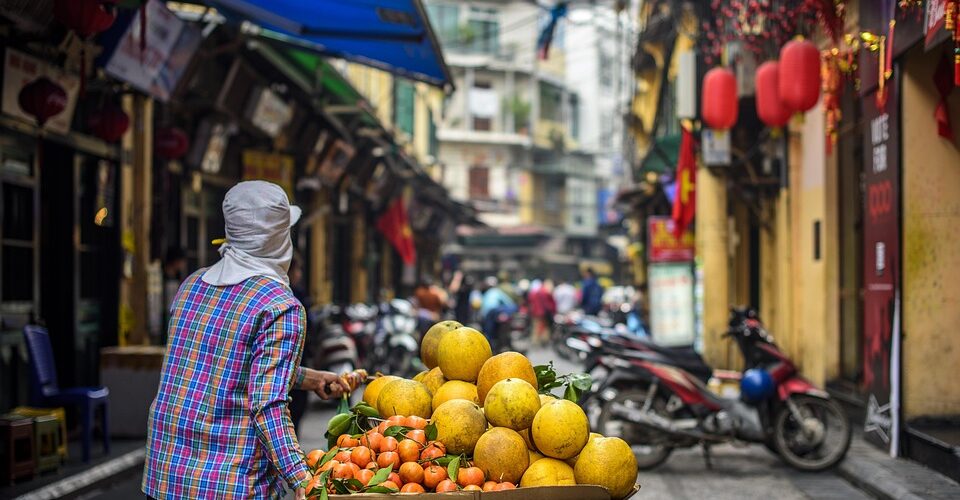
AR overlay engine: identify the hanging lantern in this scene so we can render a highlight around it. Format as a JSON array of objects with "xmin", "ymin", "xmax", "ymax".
[
  {"xmin": 53, "ymin": 0, "xmax": 117, "ymax": 38},
  {"xmin": 155, "ymin": 127, "xmax": 190, "ymax": 160},
  {"xmin": 779, "ymin": 39, "xmax": 821, "ymax": 113},
  {"xmin": 755, "ymin": 61, "xmax": 791, "ymax": 128},
  {"xmin": 87, "ymin": 103, "xmax": 130, "ymax": 143},
  {"xmin": 18, "ymin": 77, "xmax": 68, "ymax": 128},
  {"xmin": 702, "ymin": 67, "xmax": 738, "ymax": 130}
]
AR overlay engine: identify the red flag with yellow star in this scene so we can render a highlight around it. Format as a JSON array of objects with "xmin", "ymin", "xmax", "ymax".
[
  {"xmin": 377, "ymin": 196, "xmax": 417, "ymax": 265},
  {"xmin": 671, "ymin": 126, "xmax": 696, "ymax": 239}
]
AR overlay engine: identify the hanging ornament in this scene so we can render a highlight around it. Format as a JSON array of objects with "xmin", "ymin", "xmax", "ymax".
[
  {"xmin": 755, "ymin": 61, "xmax": 792, "ymax": 128},
  {"xmin": 87, "ymin": 102, "xmax": 130, "ymax": 143},
  {"xmin": 53, "ymin": 0, "xmax": 118, "ymax": 96},
  {"xmin": 821, "ymin": 51, "xmax": 843, "ymax": 153},
  {"xmin": 18, "ymin": 77, "xmax": 68, "ymax": 128},
  {"xmin": 155, "ymin": 126, "xmax": 190, "ymax": 160},
  {"xmin": 779, "ymin": 39, "xmax": 822, "ymax": 113},
  {"xmin": 702, "ymin": 67, "xmax": 739, "ymax": 130}
]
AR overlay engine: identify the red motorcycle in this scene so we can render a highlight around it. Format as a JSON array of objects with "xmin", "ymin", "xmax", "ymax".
[{"xmin": 582, "ymin": 308, "xmax": 851, "ymax": 471}]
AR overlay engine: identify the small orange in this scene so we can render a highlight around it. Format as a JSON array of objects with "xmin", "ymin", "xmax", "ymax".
[
  {"xmin": 332, "ymin": 463, "xmax": 354, "ymax": 480},
  {"xmin": 318, "ymin": 459, "xmax": 339, "ymax": 473},
  {"xmin": 347, "ymin": 463, "xmax": 361, "ymax": 477},
  {"xmin": 495, "ymin": 482, "xmax": 516, "ymax": 490},
  {"xmin": 482, "ymin": 480, "xmax": 498, "ymax": 491},
  {"xmin": 377, "ymin": 420, "xmax": 390, "ymax": 434},
  {"xmin": 463, "ymin": 484, "xmax": 482, "ymax": 491},
  {"xmin": 333, "ymin": 450, "xmax": 351, "ymax": 463},
  {"xmin": 435, "ymin": 479, "xmax": 458, "ymax": 492},
  {"xmin": 365, "ymin": 461, "xmax": 378, "ymax": 470},
  {"xmin": 380, "ymin": 480, "xmax": 400, "ymax": 491},
  {"xmin": 350, "ymin": 446, "xmax": 373, "ymax": 468},
  {"xmin": 401, "ymin": 482, "xmax": 426, "ymax": 493},
  {"xmin": 337, "ymin": 434, "xmax": 360, "ymax": 448},
  {"xmin": 307, "ymin": 475, "xmax": 323, "ymax": 494},
  {"xmin": 398, "ymin": 439, "xmax": 421, "ymax": 463},
  {"xmin": 388, "ymin": 472, "xmax": 403, "ymax": 486},
  {"xmin": 399, "ymin": 462, "xmax": 424, "ymax": 484},
  {"xmin": 305, "ymin": 449, "xmax": 324, "ymax": 469},
  {"xmin": 361, "ymin": 431, "xmax": 384, "ymax": 452},
  {"xmin": 357, "ymin": 468, "xmax": 375, "ymax": 485},
  {"xmin": 420, "ymin": 446, "xmax": 444, "ymax": 462},
  {"xmin": 405, "ymin": 429, "xmax": 427, "ymax": 446},
  {"xmin": 404, "ymin": 415, "xmax": 428, "ymax": 429},
  {"xmin": 456, "ymin": 466, "xmax": 485, "ymax": 487},
  {"xmin": 387, "ymin": 415, "xmax": 406, "ymax": 428},
  {"xmin": 381, "ymin": 436, "xmax": 399, "ymax": 453},
  {"xmin": 423, "ymin": 464, "xmax": 447, "ymax": 489},
  {"xmin": 377, "ymin": 451, "xmax": 400, "ymax": 471}
]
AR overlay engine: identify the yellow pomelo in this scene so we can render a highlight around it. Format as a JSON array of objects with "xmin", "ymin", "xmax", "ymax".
[
  {"xmin": 437, "ymin": 327, "xmax": 491, "ymax": 382},
  {"xmin": 566, "ymin": 433, "xmax": 604, "ymax": 467},
  {"xmin": 528, "ymin": 449, "xmax": 545, "ymax": 464},
  {"xmin": 413, "ymin": 370, "xmax": 428, "ymax": 382},
  {"xmin": 484, "ymin": 379, "xmax": 541, "ymax": 430},
  {"xmin": 520, "ymin": 428, "xmax": 539, "ymax": 451},
  {"xmin": 539, "ymin": 394, "xmax": 556, "ymax": 406},
  {"xmin": 574, "ymin": 437, "xmax": 638, "ymax": 499},
  {"xmin": 519, "ymin": 458, "xmax": 576, "ymax": 487},
  {"xmin": 473, "ymin": 427, "xmax": 530, "ymax": 484},
  {"xmin": 476, "ymin": 352, "xmax": 538, "ymax": 404},
  {"xmin": 421, "ymin": 367, "xmax": 447, "ymax": 394},
  {"xmin": 421, "ymin": 320, "xmax": 462, "ymax": 369},
  {"xmin": 532, "ymin": 399, "xmax": 590, "ymax": 459},
  {"xmin": 431, "ymin": 399, "xmax": 487, "ymax": 455},
  {"xmin": 432, "ymin": 380, "xmax": 480, "ymax": 411},
  {"xmin": 362, "ymin": 375, "xmax": 400, "ymax": 408},
  {"xmin": 376, "ymin": 378, "xmax": 432, "ymax": 418}
]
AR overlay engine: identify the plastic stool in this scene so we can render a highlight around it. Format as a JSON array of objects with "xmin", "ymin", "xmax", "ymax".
[
  {"xmin": 33, "ymin": 415, "xmax": 61, "ymax": 473},
  {"xmin": 0, "ymin": 416, "xmax": 35, "ymax": 485},
  {"xmin": 12, "ymin": 407, "xmax": 67, "ymax": 461}
]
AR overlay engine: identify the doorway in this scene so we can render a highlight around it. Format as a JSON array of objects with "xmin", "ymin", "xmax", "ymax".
[{"xmin": 837, "ymin": 82, "xmax": 864, "ymax": 386}]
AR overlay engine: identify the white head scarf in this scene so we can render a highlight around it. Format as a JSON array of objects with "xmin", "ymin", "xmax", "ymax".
[{"xmin": 201, "ymin": 181, "xmax": 302, "ymax": 287}]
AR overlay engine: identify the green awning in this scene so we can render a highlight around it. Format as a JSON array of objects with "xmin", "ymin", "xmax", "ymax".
[{"xmin": 640, "ymin": 133, "xmax": 681, "ymax": 174}]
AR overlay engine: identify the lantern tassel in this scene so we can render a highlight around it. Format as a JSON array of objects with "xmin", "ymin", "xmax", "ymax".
[{"xmin": 140, "ymin": 4, "xmax": 147, "ymax": 64}]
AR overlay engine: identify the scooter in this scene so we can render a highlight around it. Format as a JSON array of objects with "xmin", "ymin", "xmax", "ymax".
[
  {"xmin": 582, "ymin": 307, "xmax": 851, "ymax": 472},
  {"xmin": 311, "ymin": 305, "xmax": 360, "ymax": 380},
  {"xmin": 371, "ymin": 298, "xmax": 423, "ymax": 378}
]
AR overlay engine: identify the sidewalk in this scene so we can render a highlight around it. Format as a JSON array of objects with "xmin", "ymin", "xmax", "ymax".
[{"xmin": 838, "ymin": 435, "xmax": 960, "ymax": 500}]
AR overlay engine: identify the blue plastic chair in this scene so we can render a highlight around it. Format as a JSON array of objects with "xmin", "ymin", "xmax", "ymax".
[{"xmin": 22, "ymin": 326, "xmax": 109, "ymax": 462}]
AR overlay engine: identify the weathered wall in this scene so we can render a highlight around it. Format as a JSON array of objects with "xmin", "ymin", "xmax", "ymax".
[{"xmin": 901, "ymin": 46, "xmax": 960, "ymax": 418}]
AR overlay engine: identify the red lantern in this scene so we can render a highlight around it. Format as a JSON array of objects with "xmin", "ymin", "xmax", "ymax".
[
  {"xmin": 53, "ymin": 0, "xmax": 117, "ymax": 38},
  {"xmin": 155, "ymin": 127, "xmax": 190, "ymax": 160},
  {"xmin": 87, "ymin": 103, "xmax": 130, "ymax": 143},
  {"xmin": 18, "ymin": 77, "xmax": 67, "ymax": 127},
  {"xmin": 755, "ymin": 61, "xmax": 791, "ymax": 128},
  {"xmin": 779, "ymin": 39, "xmax": 821, "ymax": 113},
  {"xmin": 702, "ymin": 67, "xmax": 738, "ymax": 130}
]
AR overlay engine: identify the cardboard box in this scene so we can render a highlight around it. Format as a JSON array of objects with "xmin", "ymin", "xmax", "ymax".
[{"xmin": 330, "ymin": 485, "xmax": 640, "ymax": 500}]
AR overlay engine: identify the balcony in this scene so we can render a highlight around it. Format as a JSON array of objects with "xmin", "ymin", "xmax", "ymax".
[{"xmin": 436, "ymin": 127, "xmax": 532, "ymax": 147}]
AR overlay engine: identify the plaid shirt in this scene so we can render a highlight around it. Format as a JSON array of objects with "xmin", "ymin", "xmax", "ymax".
[{"xmin": 143, "ymin": 271, "xmax": 310, "ymax": 499}]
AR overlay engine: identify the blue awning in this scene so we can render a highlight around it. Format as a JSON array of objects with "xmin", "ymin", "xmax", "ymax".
[{"xmin": 206, "ymin": 0, "xmax": 453, "ymax": 89}]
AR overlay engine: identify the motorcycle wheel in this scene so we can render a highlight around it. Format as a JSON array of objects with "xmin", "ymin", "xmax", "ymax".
[
  {"xmin": 597, "ymin": 389, "xmax": 673, "ymax": 470},
  {"xmin": 773, "ymin": 395, "xmax": 851, "ymax": 471}
]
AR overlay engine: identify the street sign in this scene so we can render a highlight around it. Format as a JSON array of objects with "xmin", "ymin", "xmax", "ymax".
[{"xmin": 702, "ymin": 128, "xmax": 731, "ymax": 165}]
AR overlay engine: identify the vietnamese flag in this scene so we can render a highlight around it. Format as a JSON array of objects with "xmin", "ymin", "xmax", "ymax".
[
  {"xmin": 671, "ymin": 126, "xmax": 696, "ymax": 239},
  {"xmin": 377, "ymin": 197, "xmax": 417, "ymax": 265}
]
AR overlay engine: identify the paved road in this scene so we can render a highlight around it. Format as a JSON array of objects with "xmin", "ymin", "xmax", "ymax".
[{"xmin": 83, "ymin": 347, "xmax": 869, "ymax": 499}]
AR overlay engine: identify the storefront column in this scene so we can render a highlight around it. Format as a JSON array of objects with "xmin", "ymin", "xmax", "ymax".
[
  {"xmin": 350, "ymin": 212, "xmax": 368, "ymax": 303},
  {"xmin": 696, "ymin": 165, "xmax": 729, "ymax": 369},
  {"xmin": 310, "ymin": 208, "xmax": 331, "ymax": 306}
]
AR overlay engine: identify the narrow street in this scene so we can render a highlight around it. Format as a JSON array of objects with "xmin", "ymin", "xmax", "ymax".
[{"xmin": 81, "ymin": 347, "xmax": 869, "ymax": 500}]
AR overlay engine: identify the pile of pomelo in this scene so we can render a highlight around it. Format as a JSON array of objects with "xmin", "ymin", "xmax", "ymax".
[{"xmin": 307, "ymin": 321, "xmax": 638, "ymax": 498}]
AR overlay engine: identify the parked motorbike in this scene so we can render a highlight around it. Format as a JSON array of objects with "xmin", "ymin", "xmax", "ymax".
[
  {"xmin": 371, "ymin": 298, "xmax": 423, "ymax": 378},
  {"xmin": 552, "ymin": 311, "xmax": 612, "ymax": 361},
  {"xmin": 491, "ymin": 306, "xmax": 529, "ymax": 354},
  {"xmin": 582, "ymin": 307, "xmax": 851, "ymax": 471},
  {"xmin": 311, "ymin": 305, "xmax": 360, "ymax": 379},
  {"xmin": 343, "ymin": 302, "xmax": 379, "ymax": 370}
]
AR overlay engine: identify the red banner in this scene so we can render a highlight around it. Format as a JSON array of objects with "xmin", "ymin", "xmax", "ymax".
[{"xmin": 648, "ymin": 216, "xmax": 695, "ymax": 263}]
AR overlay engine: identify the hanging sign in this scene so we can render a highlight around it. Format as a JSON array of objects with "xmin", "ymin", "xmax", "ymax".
[
  {"xmin": 648, "ymin": 216, "xmax": 695, "ymax": 263},
  {"xmin": 925, "ymin": 0, "xmax": 952, "ymax": 50},
  {"xmin": 702, "ymin": 128, "xmax": 731, "ymax": 166},
  {"xmin": 1, "ymin": 48, "xmax": 80, "ymax": 135},
  {"xmin": 861, "ymin": 70, "xmax": 901, "ymax": 456},
  {"xmin": 648, "ymin": 263, "xmax": 696, "ymax": 347},
  {"xmin": 242, "ymin": 150, "xmax": 294, "ymax": 198}
]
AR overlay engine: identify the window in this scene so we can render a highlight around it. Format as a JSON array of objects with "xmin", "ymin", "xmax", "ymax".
[
  {"xmin": 468, "ymin": 165, "xmax": 490, "ymax": 199},
  {"xmin": 600, "ymin": 112, "xmax": 614, "ymax": 149},
  {"xmin": 394, "ymin": 80, "xmax": 415, "ymax": 138},
  {"xmin": 539, "ymin": 82, "xmax": 562, "ymax": 121},
  {"xmin": 425, "ymin": 2, "xmax": 460, "ymax": 46},
  {"xmin": 466, "ymin": 7, "xmax": 499, "ymax": 55},
  {"xmin": 570, "ymin": 94, "xmax": 580, "ymax": 140},
  {"xmin": 470, "ymin": 81, "xmax": 496, "ymax": 132}
]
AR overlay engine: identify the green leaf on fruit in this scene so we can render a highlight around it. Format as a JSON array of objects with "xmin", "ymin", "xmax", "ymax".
[
  {"xmin": 368, "ymin": 465, "xmax": 392, "ymax": 486},
  {"xmin": 383, "ymin": 425, "xmax": 411, "ymax": 438},
  {"xmin": 447, "ymin": 455, "xmax": 460, "ymax": 482},
  {"xmin": 425, "ymin": 422, "xmax": 438, "ymax": 441},
  {"xmin": 365, "ymin": 485, "xmax": 398, "ymax": 493},
  {"xmin": 319, "ymin": 447, "xmax": 338, "ymax": 468}
]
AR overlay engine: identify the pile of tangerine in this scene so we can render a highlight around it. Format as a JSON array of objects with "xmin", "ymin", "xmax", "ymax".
[{"xmin": 304, "ymin": 415, "xmax": 517, "ymax": 494}]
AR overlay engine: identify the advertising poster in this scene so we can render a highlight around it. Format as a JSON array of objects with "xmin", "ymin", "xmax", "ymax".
[
  {"xmin": 648, "ymin": 263, "xmax": 695, "ymax": 347},
  {"xmin": 861, "ymin": 71, "xmax": 901, "ymax": 455},
  {"xmin": 647, "ymin": 216, "xmax": 695, "ymax": 263}
]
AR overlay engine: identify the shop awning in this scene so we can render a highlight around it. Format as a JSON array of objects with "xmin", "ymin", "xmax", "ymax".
[
  {"xmin": 640, "ymin": 133, "xmax": 681, "ymax": 174},
  {"xmin": 205, "ymin": 0, "xmax": 453, "ymax": 89}
]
